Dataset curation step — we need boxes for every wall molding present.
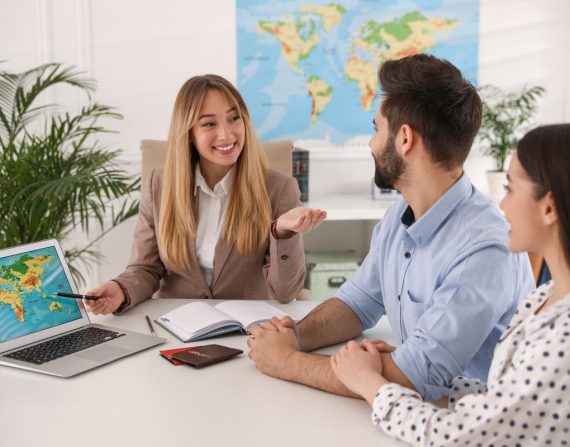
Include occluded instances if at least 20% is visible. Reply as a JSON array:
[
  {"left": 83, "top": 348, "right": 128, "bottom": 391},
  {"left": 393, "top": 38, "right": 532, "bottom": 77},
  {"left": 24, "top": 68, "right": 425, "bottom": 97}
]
[
  {"left": 75, "top": 0, "right": 93, "bottom": 75},
  {"left": 36, "top": 0, "right": 55, "bottom": 107}
]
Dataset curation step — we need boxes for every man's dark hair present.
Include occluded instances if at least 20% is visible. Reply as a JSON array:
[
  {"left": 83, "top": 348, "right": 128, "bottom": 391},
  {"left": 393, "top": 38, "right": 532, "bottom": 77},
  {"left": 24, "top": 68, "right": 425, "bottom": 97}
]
[{"left": 379, "top": 54, "right": 482, "bottom": 169}]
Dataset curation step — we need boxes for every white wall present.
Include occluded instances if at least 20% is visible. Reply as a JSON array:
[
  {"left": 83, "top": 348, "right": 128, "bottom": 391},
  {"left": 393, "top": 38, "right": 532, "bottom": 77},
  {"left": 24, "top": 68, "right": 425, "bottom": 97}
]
[{"left": 1, "top": 0, "right": 569, "bottom": 286}]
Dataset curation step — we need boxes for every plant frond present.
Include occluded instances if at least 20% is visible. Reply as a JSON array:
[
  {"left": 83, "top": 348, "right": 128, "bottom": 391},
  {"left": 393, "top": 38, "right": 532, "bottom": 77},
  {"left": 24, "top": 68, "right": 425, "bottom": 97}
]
[
  {"left": 0, "top": 62, "right": 139, "bottom": 277},
  {"left": 478, "top": 84, "right": 545, "bottom": 171}
]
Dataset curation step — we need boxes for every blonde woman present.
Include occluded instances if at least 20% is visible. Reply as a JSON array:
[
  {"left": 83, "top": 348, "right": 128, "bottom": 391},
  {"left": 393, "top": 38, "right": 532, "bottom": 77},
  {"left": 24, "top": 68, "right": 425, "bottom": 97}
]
[{"left": 86, "top": 74, "right": 326, "bottom": 315}]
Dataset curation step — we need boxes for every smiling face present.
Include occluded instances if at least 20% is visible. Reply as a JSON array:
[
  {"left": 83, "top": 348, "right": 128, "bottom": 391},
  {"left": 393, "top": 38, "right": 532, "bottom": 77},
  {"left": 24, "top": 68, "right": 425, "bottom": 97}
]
[
  {"left": 500, "top": 152, "right": 546, "bottom": 254},
  {"left": 369, "top": 103, "right": 405, "bottom": 190},
  {"left": 190, "top": 88, "right": 245, "bottom": 176}
]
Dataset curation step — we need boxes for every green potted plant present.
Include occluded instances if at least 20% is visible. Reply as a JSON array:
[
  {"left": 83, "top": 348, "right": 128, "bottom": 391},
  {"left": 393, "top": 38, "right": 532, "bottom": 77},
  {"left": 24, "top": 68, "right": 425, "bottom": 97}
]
[
  {"left": 478, "top": 84, "right": 545, "bottom": 199},
  {"left": 0, "top": 63, "right": 140, "bottom": 284}
]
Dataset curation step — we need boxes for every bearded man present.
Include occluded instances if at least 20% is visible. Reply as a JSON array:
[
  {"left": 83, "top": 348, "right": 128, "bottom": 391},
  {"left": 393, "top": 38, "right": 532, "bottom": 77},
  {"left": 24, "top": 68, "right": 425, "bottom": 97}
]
[{"left": 248, "top": 54, "right": 534, "bottom": 403}]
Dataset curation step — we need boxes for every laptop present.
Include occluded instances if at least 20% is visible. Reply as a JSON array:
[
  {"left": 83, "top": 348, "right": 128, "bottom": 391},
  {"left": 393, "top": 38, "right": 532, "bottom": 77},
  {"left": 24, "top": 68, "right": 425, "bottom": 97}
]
[{"left": 0, "top": 239, "right": 165, "bottom": 377}]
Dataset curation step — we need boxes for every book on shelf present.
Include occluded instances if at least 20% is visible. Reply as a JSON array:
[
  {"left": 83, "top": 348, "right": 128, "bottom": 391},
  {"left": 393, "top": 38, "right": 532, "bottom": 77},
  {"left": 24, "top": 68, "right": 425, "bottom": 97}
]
[
  {"left": 155, "top": 300, "right": 291, "bottom": 342},
  {"left": 292, "top": 147, "right": 309, "bottom": 202}
]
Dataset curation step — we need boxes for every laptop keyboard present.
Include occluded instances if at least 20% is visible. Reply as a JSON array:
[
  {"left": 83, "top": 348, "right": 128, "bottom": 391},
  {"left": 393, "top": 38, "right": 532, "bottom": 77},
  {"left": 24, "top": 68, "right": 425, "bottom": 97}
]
[{"left": 4, "top": 327, "right": 125, "bottom": 365}]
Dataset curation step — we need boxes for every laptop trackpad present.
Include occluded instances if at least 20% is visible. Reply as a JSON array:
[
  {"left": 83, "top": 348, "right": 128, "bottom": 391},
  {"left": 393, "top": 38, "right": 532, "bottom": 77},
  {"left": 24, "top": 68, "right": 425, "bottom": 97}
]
[{"left": 75, "top": 345, "right": 130, "bottom": 363}]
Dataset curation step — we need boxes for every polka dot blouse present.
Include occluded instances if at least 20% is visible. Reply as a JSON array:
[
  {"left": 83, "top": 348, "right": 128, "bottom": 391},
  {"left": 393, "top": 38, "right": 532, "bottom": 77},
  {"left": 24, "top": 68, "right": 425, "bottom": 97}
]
[{"left": 371, "top": 281, "right": 570, "bottom": 446}]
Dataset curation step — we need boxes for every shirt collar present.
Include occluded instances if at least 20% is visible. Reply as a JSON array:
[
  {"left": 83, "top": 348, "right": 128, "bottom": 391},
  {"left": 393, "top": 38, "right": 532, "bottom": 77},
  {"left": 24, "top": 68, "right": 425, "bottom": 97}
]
[
  {"left": 193, "top": 164, "right": 235, "bottom": 198},
  {"left": 402, "top": 172, "right": 473, "bottom": 246}
]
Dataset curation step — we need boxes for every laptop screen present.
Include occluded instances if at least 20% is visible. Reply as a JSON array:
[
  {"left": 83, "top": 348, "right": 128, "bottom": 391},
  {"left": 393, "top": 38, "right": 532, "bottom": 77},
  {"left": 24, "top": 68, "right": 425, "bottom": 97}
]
[{"left": 0, "top": 246, "right": 83, "bottom": 343}]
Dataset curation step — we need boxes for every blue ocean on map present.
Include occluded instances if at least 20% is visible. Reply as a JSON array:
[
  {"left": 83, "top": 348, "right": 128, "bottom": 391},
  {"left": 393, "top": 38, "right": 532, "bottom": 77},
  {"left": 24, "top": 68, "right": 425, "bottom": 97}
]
[
  {"left": 237, "top": 0, "right": 479, "bottom": 145},
  {"left": 0, "top": 246, "right": 82, "bottom": 343}
]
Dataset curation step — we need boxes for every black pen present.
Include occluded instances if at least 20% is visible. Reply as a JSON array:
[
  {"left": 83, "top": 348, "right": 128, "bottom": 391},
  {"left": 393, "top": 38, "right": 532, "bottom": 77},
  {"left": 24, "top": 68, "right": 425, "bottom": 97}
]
[
  {"left": 145, "top": 315, "right": 156, "bottom": 335},
  {"left": 52, "top": 292, "right": 104, "bottom": 301}
]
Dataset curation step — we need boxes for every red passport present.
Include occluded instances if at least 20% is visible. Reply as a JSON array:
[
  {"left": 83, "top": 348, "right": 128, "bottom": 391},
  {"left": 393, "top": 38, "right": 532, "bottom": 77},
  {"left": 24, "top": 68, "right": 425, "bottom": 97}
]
[{"left": 159, "top": 347, "right": 197, "bottom": 366}]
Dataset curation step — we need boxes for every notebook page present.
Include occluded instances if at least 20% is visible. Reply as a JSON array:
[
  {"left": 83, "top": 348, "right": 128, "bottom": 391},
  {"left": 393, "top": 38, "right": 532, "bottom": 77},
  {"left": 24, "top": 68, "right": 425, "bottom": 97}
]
[
  {"left": 214, "top": 301, "right": 289, "bottom": 330},
  {"left": 157, "top": 302, "right": 236, "bottom": 338}
]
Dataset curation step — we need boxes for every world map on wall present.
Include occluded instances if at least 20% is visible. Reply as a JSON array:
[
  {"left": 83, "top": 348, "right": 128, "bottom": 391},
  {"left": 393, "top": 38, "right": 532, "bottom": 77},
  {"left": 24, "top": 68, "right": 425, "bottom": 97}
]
[{"left": 237, "top": 0, "right": 479, "bottom": 145}]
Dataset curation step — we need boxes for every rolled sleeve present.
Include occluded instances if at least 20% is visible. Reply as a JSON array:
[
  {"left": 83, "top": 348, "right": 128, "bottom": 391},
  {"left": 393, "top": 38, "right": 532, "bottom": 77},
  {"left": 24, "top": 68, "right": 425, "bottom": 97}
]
[
  {"left": 335, "top": 222, "right": 386, "bottom": 329},
  {"left": 392, "top": 243, "right": 521, "bottom": 401}
]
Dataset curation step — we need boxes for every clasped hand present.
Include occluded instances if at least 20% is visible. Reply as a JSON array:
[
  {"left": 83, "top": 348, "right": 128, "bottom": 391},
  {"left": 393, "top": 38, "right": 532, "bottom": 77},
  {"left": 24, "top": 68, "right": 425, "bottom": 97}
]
[
  {"left": 247, "top": 316, "right": 300, "bottom": 378},
  {"left": 330, "top": 339, "right": 393, "bottom": 404}
]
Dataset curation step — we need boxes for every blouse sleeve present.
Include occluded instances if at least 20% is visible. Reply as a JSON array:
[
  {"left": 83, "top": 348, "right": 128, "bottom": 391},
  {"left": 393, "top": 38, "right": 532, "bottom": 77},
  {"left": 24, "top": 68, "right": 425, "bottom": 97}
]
[
  {"left": 370, "top": 310, "right": 570, "bottom": 446},
  {"left": 448, "top": 376, "right": 487, "bottom": 409}
]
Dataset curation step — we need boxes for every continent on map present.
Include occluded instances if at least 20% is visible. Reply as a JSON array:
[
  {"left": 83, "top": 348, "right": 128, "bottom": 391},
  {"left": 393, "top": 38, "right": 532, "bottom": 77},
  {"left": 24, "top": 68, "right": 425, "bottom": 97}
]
[
  {"left": 300, "top": 3, "right": 346, "bottom": 32},
  {"left": 11, "top": 255, "right": 53, "bottom": 292},
  {"left": 0, "top": 254, "right": 53, "bottom": 322},
  {"left": 257, "top": 4, "right": 347, "bottom": 72},
  {"left": 49, "top": 301, "right": 63, "bottom": 312},
  {"left": 238, "top": 0, "right": 477, "bottom": 143},
  {"left": 344, "top": 56, "right": 377, "bottom": 111},
  {"left": 346, "top": 11, "right": 459, "bottom": 111},
  {"left": 307, "top": 76, "right": 333, "bottom": 125},
  {"left": 258, "top": 19, "right": 321, "bottom": 72},
  {"left": 0, "top": 290, "right": 24, "bottom": 322}
]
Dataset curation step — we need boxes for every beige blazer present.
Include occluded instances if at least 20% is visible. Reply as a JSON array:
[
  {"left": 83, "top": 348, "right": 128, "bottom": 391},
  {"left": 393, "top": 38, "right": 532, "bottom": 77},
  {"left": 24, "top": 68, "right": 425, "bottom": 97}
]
[{"left": 113, "top": 168, "right": 305, "bottom": 311}]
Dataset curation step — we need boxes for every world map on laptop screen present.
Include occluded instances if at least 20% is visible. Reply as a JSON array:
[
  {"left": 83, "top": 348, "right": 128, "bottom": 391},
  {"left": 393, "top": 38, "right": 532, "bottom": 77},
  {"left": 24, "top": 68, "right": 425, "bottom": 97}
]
[{"left": 0, "top": 246, "right": 83, "bottom": 343}]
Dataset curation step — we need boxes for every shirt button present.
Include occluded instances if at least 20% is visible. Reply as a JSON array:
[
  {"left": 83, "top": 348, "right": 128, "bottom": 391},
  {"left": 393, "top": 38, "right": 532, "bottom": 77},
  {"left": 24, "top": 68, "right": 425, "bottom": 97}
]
[
  {"left": 404, "top": 252, "right": 411, "bottom": 259},
  {"left": 280, "top": 255, "right": 289, "bottom": 260}
]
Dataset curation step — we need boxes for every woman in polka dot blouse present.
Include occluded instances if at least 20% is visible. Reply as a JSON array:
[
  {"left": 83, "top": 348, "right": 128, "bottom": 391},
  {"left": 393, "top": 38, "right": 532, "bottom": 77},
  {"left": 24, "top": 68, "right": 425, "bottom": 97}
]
[{"left": 331, "top": 124, "right": 570, "bottom": 446}]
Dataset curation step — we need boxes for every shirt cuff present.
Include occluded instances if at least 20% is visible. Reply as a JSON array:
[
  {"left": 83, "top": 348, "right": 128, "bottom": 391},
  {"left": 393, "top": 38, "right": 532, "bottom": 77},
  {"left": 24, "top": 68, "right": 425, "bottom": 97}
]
[
  {"left": 391, "top": 343, "right": 454, "bottom": 402},
  {"left": 111, "top": 279, "right": 131, "bottom": 315},
  {"left": 335, "top": 283, "right": 380, "bottom": 330},
  {"left": 271, "top": 219, "right": 295, "bottom": 240},
  {"left": 269, "top": 220, "right": 302, "bottom": 259}
]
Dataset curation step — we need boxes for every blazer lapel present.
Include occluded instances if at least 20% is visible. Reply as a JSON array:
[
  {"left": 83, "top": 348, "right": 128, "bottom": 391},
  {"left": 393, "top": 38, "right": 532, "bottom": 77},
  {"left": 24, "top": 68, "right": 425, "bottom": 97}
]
[{"left": 211, "top": 237, "right": 235, "bottom": 289}]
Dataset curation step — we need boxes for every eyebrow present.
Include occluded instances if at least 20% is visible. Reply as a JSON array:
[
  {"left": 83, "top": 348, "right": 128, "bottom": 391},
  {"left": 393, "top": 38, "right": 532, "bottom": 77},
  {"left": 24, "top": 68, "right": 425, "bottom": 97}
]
[
  {"left": 198, "top": 107, "right": 237, "bottom": 120},
  {"left": 372, "top": 118, "right": 376, "bottom": 126},
  {"left": 506, "top": 173, "right": 511, "bottom": 181}
]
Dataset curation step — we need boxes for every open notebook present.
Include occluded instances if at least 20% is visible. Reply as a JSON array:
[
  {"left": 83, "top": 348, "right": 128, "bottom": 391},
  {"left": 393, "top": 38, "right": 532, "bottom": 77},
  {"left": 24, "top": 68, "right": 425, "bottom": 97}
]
[{"left": 155, "top": 301, "right": 290, "bottom": 342}]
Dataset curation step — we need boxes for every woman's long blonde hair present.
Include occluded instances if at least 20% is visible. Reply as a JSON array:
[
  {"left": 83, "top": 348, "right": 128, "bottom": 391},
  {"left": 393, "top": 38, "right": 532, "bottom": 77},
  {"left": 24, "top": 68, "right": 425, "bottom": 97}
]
[{"left": 158, "top": 74, "right": 272, "bottom": 271}]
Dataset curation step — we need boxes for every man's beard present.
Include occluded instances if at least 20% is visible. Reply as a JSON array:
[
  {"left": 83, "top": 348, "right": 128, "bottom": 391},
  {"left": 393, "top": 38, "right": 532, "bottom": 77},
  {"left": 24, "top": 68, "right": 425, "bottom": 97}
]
[{"left": 373, "top": 133, "right": 405, "bottom": 190}]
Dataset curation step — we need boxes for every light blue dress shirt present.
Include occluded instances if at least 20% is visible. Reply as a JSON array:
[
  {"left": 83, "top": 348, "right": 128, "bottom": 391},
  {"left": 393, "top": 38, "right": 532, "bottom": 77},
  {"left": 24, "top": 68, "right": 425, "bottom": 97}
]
[{"left": 336, "top": 174, "right": 535, "bottom": 401}]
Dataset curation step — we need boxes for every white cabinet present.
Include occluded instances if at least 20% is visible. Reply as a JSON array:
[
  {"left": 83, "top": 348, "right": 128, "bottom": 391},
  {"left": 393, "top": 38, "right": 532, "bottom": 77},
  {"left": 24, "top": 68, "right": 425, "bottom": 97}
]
[
  {"left": 305, "top": 194, "right": 393, "bottom": 221},
  {"left": 299, "top": 148, "right": 395, "bottom": 260},
  {"left": 302, "top": 193, "right": 396, "bottom": 261}
]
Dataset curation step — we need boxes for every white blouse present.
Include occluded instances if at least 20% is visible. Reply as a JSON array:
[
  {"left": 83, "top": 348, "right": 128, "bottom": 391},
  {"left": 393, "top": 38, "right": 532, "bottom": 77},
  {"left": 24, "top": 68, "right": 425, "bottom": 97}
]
[
  {"left": 371, "top": 281, "right": 570, "bottom": 446},
  {"left": 194, "top": 165, "right": 235, "bottom": 286}
]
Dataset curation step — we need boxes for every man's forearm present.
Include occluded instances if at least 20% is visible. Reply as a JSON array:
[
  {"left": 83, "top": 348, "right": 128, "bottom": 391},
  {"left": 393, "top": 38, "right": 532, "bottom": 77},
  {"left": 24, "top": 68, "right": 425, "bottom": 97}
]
[
  {"left": 276, "top": 350, "right": 416, "bottom": 399},
  {"left": 297, "top": 298, "right": 364, "bottom": 352},
  {"left": 380, "top": 352, "right": 417, "bottom": 392},
  {"left": 282, "top": 351, "right": 360, "bottom": 397}
]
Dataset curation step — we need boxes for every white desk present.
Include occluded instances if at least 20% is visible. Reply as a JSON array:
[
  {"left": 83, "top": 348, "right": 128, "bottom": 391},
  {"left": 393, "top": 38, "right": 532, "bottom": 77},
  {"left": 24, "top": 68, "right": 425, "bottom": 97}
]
[{"left": 0, "top": 299, "right": 405, "bottom": 447}]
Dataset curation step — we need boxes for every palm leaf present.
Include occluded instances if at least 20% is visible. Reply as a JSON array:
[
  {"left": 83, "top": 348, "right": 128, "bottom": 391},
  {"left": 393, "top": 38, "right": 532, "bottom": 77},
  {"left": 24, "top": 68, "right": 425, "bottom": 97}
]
[
  {"left": 0, "top": 62, "right": 139, "bottom": 284},
  {"left": 478, "top": 84, "right": 545, "bottom": 171}
]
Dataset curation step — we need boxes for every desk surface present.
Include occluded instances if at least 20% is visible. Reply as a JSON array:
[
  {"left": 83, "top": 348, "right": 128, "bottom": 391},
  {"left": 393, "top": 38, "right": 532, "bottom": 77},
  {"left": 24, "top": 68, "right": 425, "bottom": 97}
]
[{"left": 0, "top": 299, "right": 405, "bottom": 447}]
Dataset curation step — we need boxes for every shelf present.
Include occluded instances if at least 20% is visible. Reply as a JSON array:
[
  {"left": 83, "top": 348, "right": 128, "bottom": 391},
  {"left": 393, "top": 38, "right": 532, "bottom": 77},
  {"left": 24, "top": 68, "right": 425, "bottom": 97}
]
[{"left": 304, "top": 194, "right": 398, "bottom": 221}]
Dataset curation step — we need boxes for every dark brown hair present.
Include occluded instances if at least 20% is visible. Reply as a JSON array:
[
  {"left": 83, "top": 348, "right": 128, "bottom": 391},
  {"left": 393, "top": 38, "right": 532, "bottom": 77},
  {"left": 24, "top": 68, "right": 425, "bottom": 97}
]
[
  {"left": 517, "top": 124, "right": 570, "bottom": 268},
  {"left": 378, "top": 54, "right": 482, "bottom": 170}
]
